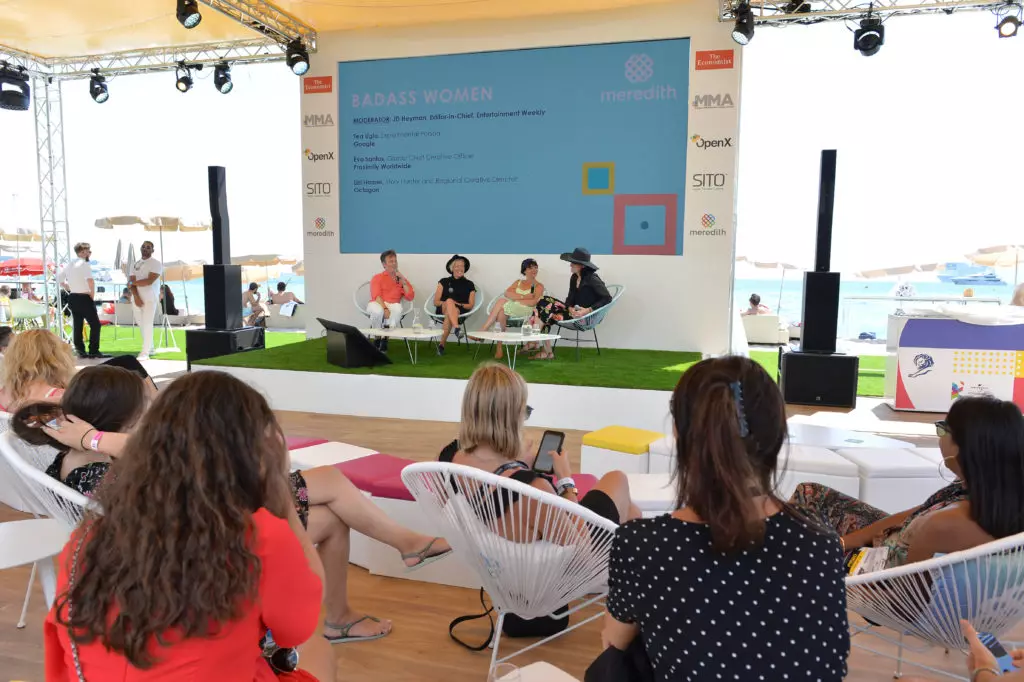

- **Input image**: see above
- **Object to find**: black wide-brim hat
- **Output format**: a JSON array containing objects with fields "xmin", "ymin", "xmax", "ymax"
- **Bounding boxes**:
[
  {"xmin": 446, "ymin": 254, "xmax": 470, "ymax": 274},
  {"xmin": 559, "ymin": 247, "xmax": 598, "ymax": 271}
]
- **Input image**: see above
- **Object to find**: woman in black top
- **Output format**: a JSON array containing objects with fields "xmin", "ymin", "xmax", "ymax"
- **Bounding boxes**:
[
  {"xmin": 433, "ymin": 254, "xmax": 476, "ymax": 355},
  {"xmin": 602, "ymin": 356, "xmax": 849, "ymax": 681},
  {"xmin": 160, "ymin": 284, "xmax": 179, "ymax": 316},
  {"xmin": 530, "ymin": 247, "xmax": 612, "ymax": 360}
]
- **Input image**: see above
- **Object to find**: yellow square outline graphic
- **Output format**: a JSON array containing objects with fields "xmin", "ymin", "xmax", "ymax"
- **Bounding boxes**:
[{"xmin": 582, "ymin": 162, "xmax": 615, "ymax": 195}]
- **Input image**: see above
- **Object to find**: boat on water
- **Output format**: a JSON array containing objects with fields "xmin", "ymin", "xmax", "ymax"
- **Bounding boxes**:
[
  {"xmin": 950, "ymin": 271, "xmax": 1007, "ymax": 286},
  {"xmin": 937, "ymin": 262, "xmax": 990, "ymax": 283}
]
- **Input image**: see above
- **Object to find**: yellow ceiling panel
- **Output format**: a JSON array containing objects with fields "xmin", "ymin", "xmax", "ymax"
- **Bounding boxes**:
[
  {"xmin": 0, "ymin": 0, "xmax": 260, "ymax": 59},
  {"xmin": 275, "ymin": 0, "xmax": 679, "ymax": 32}
]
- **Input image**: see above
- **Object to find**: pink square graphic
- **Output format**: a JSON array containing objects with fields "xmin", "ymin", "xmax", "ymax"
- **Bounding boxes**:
[{"xmin": 613, "ymin": 194, "xmax": 678, "ymax": 255}]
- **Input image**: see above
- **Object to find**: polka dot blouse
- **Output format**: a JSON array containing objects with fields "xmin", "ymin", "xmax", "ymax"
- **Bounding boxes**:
[{"xmin": 606, "ymin": 513, "xmax": 849, "ymax": 682}]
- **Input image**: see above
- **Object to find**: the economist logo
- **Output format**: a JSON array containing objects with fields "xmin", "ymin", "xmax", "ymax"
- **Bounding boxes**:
[
  {"xmin": 303, "ymin": 76, "xmax": 333, "ymax": 94},
  {"xmin": 694, "ymin": 50, "xmax": 734, "ymax": 71}
]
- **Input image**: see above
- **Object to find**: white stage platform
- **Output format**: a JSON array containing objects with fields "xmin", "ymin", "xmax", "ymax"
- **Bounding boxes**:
[{"xmin": 195, "ymin": 366, "xmax": 674, "ymax": 433}]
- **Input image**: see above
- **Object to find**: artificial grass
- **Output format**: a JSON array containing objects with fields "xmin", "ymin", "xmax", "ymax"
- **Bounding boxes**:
[
  {"xmin": 197, "ymin": 338, "xmax": 886, "ymax": 397},
  {"xmin": 93, "ymin": 326, "xmax": 305, "ymax": 362}
]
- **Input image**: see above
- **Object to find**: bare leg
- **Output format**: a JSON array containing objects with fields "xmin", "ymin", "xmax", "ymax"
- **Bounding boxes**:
[
  {"xmin": 497, "ymin": 308, "xmax": 509, "ymax": 330},
  {"xmin": 590, "ymin": 470, "xmax": 640, "ymax": 523},
  {"xmin": 302, "ymin": 466, "xmax": 450, "ymax": 565},
  {"xmin": 296, "ymin": 621, "xmax": 337, "ymax": 681},
  {"xmin": 444, "ymin": 298, "xmax": 460, "ymax": 329},
  {"xmin": 305, "ymin": 506, "xmax": 392, "ymax": 641},
  {"xmin": 478, "ymin": 298, "xmax": 506, "ymax": 331},
  {"xmin": 439, "ymin": 302, "xmax": 453, "ymax": 347}
]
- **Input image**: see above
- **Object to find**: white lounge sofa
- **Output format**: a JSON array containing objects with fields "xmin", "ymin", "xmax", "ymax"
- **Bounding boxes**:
[
  {"xmin": 742, "ymin": 314, "xmax": 789, "ymax": 344},
  {"xmin": 266, "ymin": 303, "xmax": 307, "ymax": 329}
]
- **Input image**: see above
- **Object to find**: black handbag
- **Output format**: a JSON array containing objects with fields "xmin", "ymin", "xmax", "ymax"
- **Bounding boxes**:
[
  {"xmin": 448, "ymin": 588, "xmax": 569, "ymax": 651},
  {"xmin": 584, "ymin": 637, "xmax": 655, "ymax": 682}
]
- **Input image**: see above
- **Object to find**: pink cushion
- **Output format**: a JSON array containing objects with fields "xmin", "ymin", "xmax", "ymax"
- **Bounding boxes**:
[
  {"xmin": 286, "ymin": 436, "xmax": 328, "ymax": 451},
  {"xmin": 335, "ymin": 453, "xmax": 415, "ymax": 495},
  {"xmin": 576, "ymin": 473, "xmax": 598, "ymax": 499},
  {"xmin": 369, "ymin": 473, "xmax": 415, "ymax": 501}
]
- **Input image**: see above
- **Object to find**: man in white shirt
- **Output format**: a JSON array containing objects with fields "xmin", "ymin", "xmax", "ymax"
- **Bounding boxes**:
[
  {"xmin": 57, "ymin": 242, "xmax": 109, "ymax": 359},
  {"xmin": 129, "ymin": 240, "xmax": 163, "ymax": 360}
]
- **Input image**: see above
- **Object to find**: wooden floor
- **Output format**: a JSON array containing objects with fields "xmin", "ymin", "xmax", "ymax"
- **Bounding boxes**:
[{"xmin": 0, "ymin": 409, "xmax": 1006, "ymax": 682}]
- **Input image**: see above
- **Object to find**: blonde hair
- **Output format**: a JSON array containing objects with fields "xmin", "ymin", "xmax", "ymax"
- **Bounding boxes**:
[
  {"xmin": 1012, "ymin": 283, "xmax": 1024, "ymax": 307},
  {"xmin": 459, "ymin": 363, "xmax": 528, "ymax": 461},
  {"xmin": 0, "ymin": 329, "xmax": 76, "ymax": 405}
]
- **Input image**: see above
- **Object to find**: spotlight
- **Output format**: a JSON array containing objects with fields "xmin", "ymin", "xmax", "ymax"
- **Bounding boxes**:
[
  {"xmin": 854, "ymin": 15, "xmax": 885, "ymax": 56},
  {"xmin": 175, "ymin": 65, "xmax": 193, "ymax": 93},
  {"xmin": 213, "ymin": 62, "xmax": 233, "ymax": 93},
  {"xmin": 177, "ymin": 0, "xmax": 202, "ymax": 29},
  {"xmin": 89, "ymin": 70, "xmax": 109, "ymax": 104},
  {"xmin": 998, "ymin": 14, "xmax": 1020, "ymax": 37},
  {"xmin": 0, "ymin": 63, "xmax": 30, "ymax": 111},
  {"xmin": 286, "ymin": 40, "xmax": 310, "ymax": 76},
  {"xmin": 732, "ymin": 3, "xmax": 755, "ymax": 45}
]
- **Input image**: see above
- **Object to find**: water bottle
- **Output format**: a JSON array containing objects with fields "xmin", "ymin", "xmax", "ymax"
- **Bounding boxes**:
[
  {"xmin": 493, "ymin": 322, "xmax": 503, "ymax": 335},
  {"xmin": 412, "ymin": 311, "xmax": 423, "ymax": 333}
]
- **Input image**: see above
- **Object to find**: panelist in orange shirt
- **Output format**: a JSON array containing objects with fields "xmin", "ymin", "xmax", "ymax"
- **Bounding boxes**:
[{"xmin": 369, "ymin": 250, "xmax": 415, "ymax": 348}]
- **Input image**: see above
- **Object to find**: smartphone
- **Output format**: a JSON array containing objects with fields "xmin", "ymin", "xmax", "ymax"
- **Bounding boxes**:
[
  {"xmin": 978, "ymin": 632, "xmax": 1016, "ymax": 673},
  {"xmin": 533, "ymin": 430, "xmax": 565, "ymax": 475}
]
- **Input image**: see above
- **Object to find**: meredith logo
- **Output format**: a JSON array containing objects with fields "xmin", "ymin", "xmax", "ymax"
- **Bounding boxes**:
[
  {"xmin": 624, "ymin": 54, "xmax": 655, "ymax": 83},
  {"xmin": 695, "ymin": 50, "xmax": 734, "ymax": 71},
  {"xmin": 303, "ymin": 76, "xmax": 333, "ymax": 94},
  {"xmin": 690, "ymin": 213, "xmax": 726, "ymax": 237},
  {"xmin": 306, "ymin": 216, "xmax": 335, "ymax": 238}
]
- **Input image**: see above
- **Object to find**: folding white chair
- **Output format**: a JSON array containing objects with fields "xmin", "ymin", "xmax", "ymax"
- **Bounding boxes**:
[
  {"xmin": 846, "ymin": 531, "xmax": 1024, "ymax": 680},
  {"xmin": 401, "ymin": 462, "xmax": 617, "ymax": 670}
]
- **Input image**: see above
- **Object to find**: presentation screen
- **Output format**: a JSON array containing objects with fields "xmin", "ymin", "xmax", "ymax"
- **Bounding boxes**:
[{"xmin": 336, "ymin": 38, "xmax": 690, "ymax": 255}]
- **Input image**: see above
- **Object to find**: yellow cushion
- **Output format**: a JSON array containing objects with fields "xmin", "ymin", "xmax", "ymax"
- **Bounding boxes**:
[{"xmin": 582, "ymin": 426, "xmax": 664, "ymax": 455}]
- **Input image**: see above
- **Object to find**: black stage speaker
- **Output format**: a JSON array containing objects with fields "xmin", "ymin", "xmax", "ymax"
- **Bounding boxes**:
[
  {"xmin": 800, "ymin": 271, "xmax": 840, "ymax": 354},
  {"xmin": 209, "ymin": 166, "xmax": 231, "ymax": 266},
  {"xmin": 318, "ymin": 318, "xmax": 391, "ymax": 368},
  {"xmin": 779, "ymin": 348, "xmax": 859, "ymax": 408},
  {"xmin": 204, "ymin": 264, "xmax": 242, "ymax": 331},
  {"xmin": 185, "ymin": 327, "xmax": 265, "ymax": 369}
]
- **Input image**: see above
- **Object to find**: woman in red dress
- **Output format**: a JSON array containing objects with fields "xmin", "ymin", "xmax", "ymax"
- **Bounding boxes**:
[{"xmin": 44, "ymin": 370, "xmax": 334, "ymax": 681}]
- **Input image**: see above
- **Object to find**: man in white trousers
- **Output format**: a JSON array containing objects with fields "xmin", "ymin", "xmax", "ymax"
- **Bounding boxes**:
[
  {"xmin": 129, "ymin": 240, "xmax": 163, "ymax": 360},
  {"xmin": 367, "ymin": 249, "xmax": 415, "ymax": 351}
]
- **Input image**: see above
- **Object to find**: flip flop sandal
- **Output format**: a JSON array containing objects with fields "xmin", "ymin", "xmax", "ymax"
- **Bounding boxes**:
[
  {"xmin": 323, "ymin": 616, "xmax": 390, "ymax": 644},
  {"xmin": 401, "ymin": 537, "xmax": 453, "ymax": 573}
]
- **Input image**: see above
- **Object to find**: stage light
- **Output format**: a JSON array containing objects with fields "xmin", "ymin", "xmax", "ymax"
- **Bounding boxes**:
[
  {"xmin": 732, "ymin": 3, "xmax": 755, "ymax": 45},
  {"xmin": 286, "ymin": 40, "xmax": 310, "ymax": 76},
  {"xmin": 213, "ymin": 62, "xmax": 233, "ymax": 93},
  {"xmin": 854, "ymin": 15, "xmax": 885, "ymax": 56},
  {"xmin": 175, "ymin": 65, "xmax": 193, "ymax": 93},
  {"xmin": 89, "ymin": 71, "xmax": 109, "ymax": 104},
  {"xmin": 998, "ymin": 14, "xmax": 1021, "ymax": 37},
  {"xmin": 0, "ymin": 63, "xmax": 30, "ymax": 111},
  {"xmin": 177, "ymin": 0, "xmax": 202, "ymax": 29}
]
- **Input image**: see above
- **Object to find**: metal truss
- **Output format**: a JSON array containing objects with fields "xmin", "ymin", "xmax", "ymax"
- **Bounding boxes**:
[
  {"xmin": 32, "ymin": 76, "xmax": 73, "ymax": 342},
  {"xmin": 720, "ymin": 0, "xmax": 1016, "ymax": 25},
  {"xmin": 205, "ymin": 0, "xmax": 317, "ymax": 51}
]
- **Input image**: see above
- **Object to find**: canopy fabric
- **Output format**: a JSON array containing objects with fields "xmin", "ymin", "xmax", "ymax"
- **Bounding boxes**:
[
  {"xmin": 292, "ymin": 261, "xmax": 304, "ymax": 275},
  {"xmin": 0, "ymin": 258, "xmax": 47, "ymax": 277},
  {"xmin": 232, "ymin": 254, "xmax": 298, "ymax": 267},
  {"xmin": 0, "ymin": 231, "xmax": 42, "ymax": 242},
  {"xmin": 966, "ymin": 245, "xmax": 1024, "ymax": 268},
  {"xmin": 163, "ymin": 260, "xmax": 206, "ymax": 282},
  {"xmin": 735, "ymin": 256, "xmax": 803, "ymax": 271},
  {"xmin": 2, "ymin": 0, "xmax": 675, "ymax": 60},
  {"xmin": 95, "ymin": 216, "xmax": 211, "ymax": 231}
]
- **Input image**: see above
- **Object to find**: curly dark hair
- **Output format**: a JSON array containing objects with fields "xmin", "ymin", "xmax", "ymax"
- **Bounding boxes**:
[{"xmin": 55, "ymin": 370, "xmax": 292, "ymax": 668}]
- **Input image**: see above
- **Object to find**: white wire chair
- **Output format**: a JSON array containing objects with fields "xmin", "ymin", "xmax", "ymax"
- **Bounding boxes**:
[
  {"xmin": 846, "ymin": 530, "xmax": 1024, "ymax": 680},
  {"xmin": 424, "ymin": 287, "xmax": 484, "ymax": 347},
  {"xmin": 552, "ymin": 284, "xmax": 625, "ymax": 361},
  {"xmin": 401, "ymin": 462, "xmax": 618, "ymax": 670},
  {"xmin": 352, "ymin": 280, "xmax": 413, "ymax": 327},
  {"xmin": 485, "ymin": 292, "xmax": 532, "ymax": 329}
]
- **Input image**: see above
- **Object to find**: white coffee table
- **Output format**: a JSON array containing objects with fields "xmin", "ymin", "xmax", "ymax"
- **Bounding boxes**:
[
  {"xmin": 359, "ymin": 327, "xmax": 443, "ymax": 365},
  {"xmin": 468, "ymin": 331, "xmax": 560, "ymax": 370}
]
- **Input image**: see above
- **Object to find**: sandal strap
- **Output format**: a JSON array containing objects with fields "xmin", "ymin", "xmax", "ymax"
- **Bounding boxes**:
[
  {"xmin": 325, "ymin": 615, "xmax": 380, "ymax": 637},
  {"xmin": 400, "ymin": 537, "xmax": 440, "ymax": 561}
]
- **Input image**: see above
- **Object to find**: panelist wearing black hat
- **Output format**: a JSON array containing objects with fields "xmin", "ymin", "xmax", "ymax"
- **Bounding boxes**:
[
  {"xmin": 528, "ymin": 247, "xmax": 611, "ymax": 360},
  {"xmin": 433, "ymin": 254, "xmax": 476, "ymax": 355}
]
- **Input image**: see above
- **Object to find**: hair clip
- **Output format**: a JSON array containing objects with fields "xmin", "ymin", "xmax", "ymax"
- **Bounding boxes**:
[{"xmin": 730, "ymin": 381, "xmax": 750, "ymax": 438}]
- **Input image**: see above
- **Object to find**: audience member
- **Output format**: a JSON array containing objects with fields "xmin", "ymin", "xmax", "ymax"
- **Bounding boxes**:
[
  {"xmin": 477, "ymin": 258, "xmax": 545, "ymax": 359},
  {"xmin": 159, "ymin": 284, "xmax": 178, "ymax": 316},
  {"xmin": 13, "ymin": 365, "xmax": 146, "ymax": 497},
  {"xmin": 903, "ymin": 620, "xmax": 1024, "ymax": 682},
  {"xmin": 444, "ymin": 363, "xmax": 639, "ymax": 529},
  {"xmin": 41, "ymin": 380, "xmax": 453, "ymax": 646},
  {"xmin": 602, "ymin": 355, "xmax": 849, "ymax": 680},
  {"xmin": 242, "ymin": 282, "xmax": 266, "ymax": 326},
  {"xmin": 272, "ymin": 281, "xmax": 303, "ymax": 305},
  {"xmin": 528, "ymin": 247, "xmax": 611, "ymax": 360},
  {"xmin": 791, "ymin": 396, "xmax": 1024, "ymax": 568},
  {"xmin": 433, "ymin": 254, "xmax": 476, "ymax": 356},
  {"xmin": 368, "ymin": 249, "xmax": 414, "ymax": 351},
  {"xmin": 21, "ymin": 282, "xmax": 41, "ymax": 303},
  {"xmin": 0, "ymin": 329, "xmax": 75, "ymax": 412},
  {"xmin": 0, "ymin": 326, "xmax": 13, "ymax": 354},
  {"xmin": 741, "ymin": 293, "xmax": 771, "ymax": 315},
  {"xmin": 43, "ymin": 370, "xmax": 334, "ymax": 681},
  {"xmin": 0, "ymin": 285, "xmax": 11, "ymax": 322}
]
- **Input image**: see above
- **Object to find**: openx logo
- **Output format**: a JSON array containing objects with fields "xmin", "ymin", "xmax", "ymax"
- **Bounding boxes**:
[{"xmin": 304, "ymin": 149, "xmax": 335, "ymax": 162}]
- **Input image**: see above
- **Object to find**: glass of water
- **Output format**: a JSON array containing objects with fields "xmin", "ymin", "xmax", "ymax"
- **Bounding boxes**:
[
  {"xmin": 412, "ymin": 312, "xmax": 423, "ymax": 333},
  {"xmin": 488, "ymin": 663, "xmax": 520, "ymax": 682}
]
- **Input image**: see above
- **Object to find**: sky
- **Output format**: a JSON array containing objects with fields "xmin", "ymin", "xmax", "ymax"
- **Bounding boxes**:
[{"xmin": 0, "ymin": 10, "xmax": 1021, "ymax": 272}]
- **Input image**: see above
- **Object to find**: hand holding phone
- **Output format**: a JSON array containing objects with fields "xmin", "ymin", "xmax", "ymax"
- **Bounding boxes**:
[{"xmin": 533, "ymin": 430, "xmax": 566, "ymax": 475}]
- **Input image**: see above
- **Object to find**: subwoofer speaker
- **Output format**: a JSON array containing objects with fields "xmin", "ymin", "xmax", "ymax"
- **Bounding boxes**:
[
  {"xmin": 800, "ymin": 271, "xmax": 841, "ymax": 354},
  {"xmin": 779, "ymin": 349, "xmax": 859, "ymax": 408},
  {"xmin": 203, "ymin": 264, "xmax": 242, "ymax": 330}
]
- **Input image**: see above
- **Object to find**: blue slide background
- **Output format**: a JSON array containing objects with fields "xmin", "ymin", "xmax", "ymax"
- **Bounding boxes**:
[{"xmin": 337, "ymin": 39, "xmax": 690, "ymax": 254}]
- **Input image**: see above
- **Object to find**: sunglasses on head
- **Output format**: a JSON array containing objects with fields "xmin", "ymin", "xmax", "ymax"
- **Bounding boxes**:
[{"xmin": 935, "ymin": 420, "xmax": 951, "ymax": 438}]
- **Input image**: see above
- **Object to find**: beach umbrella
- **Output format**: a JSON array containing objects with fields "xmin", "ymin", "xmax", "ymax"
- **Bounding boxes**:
[
  {"xmin": 292, "ymin": 261, "xmax": 304, "ymax": 276},
  {"xmin": 966, "ymin": 245, "xmax": 1024, "ymax": 285},
  {"xmin": 113, "ymin": 239, "xmax": 122, "ymax": 271},
  {"xmin": 0, "ymin": 257, "xmax": 46, "ymax": 277},
  {"xmin": 735, "ymin": 256, "xmax": 804, "ymax": 310},
  {"xmin": 124, "ymin": 244, "xmax": 136, "ymax": 278},
  {"xmin": 161, "ymin": 260, "xmax": 206, "ymax": 315},
  {"xmin": 232, "ymin": 255, "xmax": 297, "ymax": 292},
  {"xmin": 855, "ymin": 265, "xmax": 921, "ymax": 279}
]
